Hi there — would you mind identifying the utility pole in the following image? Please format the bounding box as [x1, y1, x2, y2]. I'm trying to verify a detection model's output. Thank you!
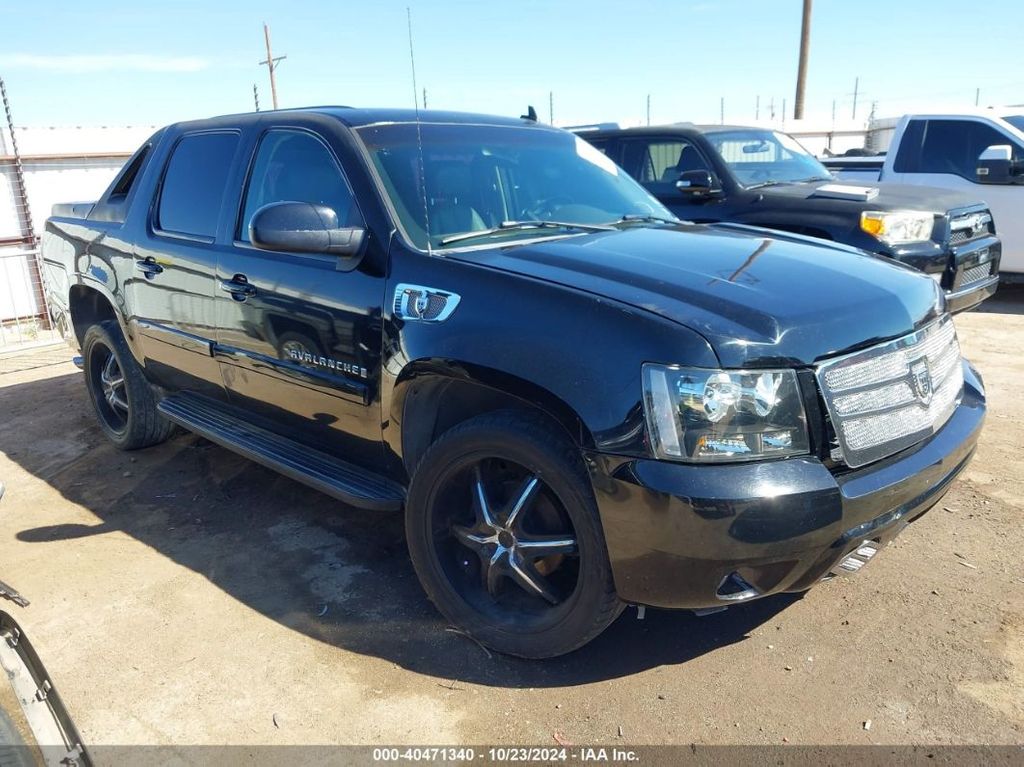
[258, 22, 286, 110]
[720, 96, 725, 125]
[253, 83, 260, 112]
[423, 87, 428, 109]
[646, 94, 651, 126]
[549, 91, 554, 124]
[782, 98, 787, 125]
[851, 76, 859, 120]
[975, 87, 980, 107]
[794, 0, 812, 119]
[770, 96, 775, 120]
[756, 95, 760, 121]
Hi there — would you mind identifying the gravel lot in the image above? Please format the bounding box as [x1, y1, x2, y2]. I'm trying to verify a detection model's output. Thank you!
[1, 290, 1022, 749]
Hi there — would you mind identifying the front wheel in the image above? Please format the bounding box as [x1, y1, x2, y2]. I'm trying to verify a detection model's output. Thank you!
[406, 411, 623, 658]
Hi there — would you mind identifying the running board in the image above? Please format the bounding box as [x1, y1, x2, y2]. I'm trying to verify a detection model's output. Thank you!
[158, 394, 405, 511]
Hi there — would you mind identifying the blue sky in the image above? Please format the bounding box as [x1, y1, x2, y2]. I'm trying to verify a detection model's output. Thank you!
[2, 0, 1023, 128]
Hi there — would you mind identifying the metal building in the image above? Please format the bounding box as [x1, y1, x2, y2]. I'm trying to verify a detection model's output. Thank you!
[0, 123, 151, 347]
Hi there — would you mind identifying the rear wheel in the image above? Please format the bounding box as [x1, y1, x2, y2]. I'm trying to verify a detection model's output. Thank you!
[82, 320, 175, 450]
[406, 411, 623, 658]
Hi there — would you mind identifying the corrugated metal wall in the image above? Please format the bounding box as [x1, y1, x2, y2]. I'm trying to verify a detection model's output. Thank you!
[0, 125, 135, 346]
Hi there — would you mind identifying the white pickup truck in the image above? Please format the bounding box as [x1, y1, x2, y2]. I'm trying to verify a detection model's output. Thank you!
[824, 111, 1024, 277]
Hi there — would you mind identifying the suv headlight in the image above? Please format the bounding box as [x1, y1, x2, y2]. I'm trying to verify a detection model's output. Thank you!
[642, 365, 810, 462]
[860, 210, 936, 245]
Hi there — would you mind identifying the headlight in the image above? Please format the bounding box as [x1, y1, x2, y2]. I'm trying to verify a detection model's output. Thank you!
[642, 365, 810, 462]
[860, 210, 936, 245]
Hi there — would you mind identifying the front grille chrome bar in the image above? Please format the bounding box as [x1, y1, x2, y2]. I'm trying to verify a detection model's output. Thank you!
[815, 316, 964, 468]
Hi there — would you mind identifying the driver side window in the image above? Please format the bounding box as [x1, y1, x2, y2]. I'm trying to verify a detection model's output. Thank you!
[622, 139, 711, 186]
[916, 119, 1023, 181]
[238, 129, 359, 242]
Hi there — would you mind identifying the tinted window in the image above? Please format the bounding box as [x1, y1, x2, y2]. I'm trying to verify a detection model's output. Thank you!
[916, 119, 1021, 179]
[158, 132, 239, 238]
[110, 144, 150, 199]
[239, 130, 358, 241]
[893, 119, 926, 172]
[622, 140, 711, 184]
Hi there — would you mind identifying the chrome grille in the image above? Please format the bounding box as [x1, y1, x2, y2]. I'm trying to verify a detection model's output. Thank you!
[816, 316, 963, 468]
[949, 211, 993, 245]
[961, 260, 993, 286]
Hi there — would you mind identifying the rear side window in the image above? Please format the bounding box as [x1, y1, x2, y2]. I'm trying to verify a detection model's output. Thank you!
[238, 129, 359, 242]
[158, 132, 240, 239]
[109, 144, 150, 199]
[88, 142, 153, 224]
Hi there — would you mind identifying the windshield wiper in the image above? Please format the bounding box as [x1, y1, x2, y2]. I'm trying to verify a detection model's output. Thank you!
[614, 214, 683, 226]
[790, 176, 833, 183]
[439, 220, 615, 246]
[746, 180, 788, 189]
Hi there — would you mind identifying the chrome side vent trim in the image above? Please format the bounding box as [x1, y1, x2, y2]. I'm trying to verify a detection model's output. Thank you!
[393, 284, 461, 323]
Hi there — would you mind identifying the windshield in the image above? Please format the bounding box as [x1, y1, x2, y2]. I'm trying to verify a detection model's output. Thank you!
[1004, 115, 1024, 134]
[356, 123, 674, 250]
[705, 129, 832, 187]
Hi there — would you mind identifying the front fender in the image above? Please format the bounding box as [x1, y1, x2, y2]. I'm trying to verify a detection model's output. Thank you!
[380, 246, 719, 471]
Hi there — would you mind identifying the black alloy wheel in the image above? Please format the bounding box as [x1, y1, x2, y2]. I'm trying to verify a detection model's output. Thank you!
[406, 411, 622, 658]
[439, 457, 580, 621]
[81, 320, 175, 450]
[89, 341, 129, 435]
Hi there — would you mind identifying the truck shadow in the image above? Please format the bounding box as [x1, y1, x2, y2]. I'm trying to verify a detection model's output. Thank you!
[2, 369, 798, 688]
[977, 283, 1024, 316]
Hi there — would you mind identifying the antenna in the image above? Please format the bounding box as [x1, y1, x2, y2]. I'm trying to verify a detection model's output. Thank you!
[407, 7, 432, 255]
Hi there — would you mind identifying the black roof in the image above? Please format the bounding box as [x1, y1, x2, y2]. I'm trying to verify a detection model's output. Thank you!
[170, 106, 553, 132]
[577, 122, 769, 137]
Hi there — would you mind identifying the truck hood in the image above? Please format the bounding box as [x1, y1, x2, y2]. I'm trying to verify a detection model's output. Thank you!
[761, 180, 984, 214]
[454, 225, 943, 368]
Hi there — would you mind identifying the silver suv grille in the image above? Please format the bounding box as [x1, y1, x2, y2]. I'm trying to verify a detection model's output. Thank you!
[949, 211, 993, 245]
[815, 316, 963, 468]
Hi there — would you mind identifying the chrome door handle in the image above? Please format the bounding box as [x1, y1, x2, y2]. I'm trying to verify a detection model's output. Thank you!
[220, 276, 257, 300]
[134, 258, 163, 277]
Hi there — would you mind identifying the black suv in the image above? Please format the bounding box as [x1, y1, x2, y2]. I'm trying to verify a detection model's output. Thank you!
[43, 108, 985, 658]
[576, 124, 1000, 313]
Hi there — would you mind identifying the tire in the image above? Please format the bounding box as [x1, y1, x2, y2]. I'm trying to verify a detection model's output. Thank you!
[81, 320, 175, 450]
[406, 410, 624, 658]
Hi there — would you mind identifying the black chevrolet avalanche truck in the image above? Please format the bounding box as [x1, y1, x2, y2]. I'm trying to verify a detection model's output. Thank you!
[576, 124, 1001, 314]
[42, 107, 985, 658]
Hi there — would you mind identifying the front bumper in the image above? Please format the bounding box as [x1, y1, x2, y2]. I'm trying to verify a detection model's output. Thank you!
[889, 230, 1000, 314]
[589, 360, 985, 609]
[945, 274, 999, 314]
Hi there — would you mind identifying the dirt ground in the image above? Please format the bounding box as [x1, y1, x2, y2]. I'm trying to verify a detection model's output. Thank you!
[1, 290, 1023, 750]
